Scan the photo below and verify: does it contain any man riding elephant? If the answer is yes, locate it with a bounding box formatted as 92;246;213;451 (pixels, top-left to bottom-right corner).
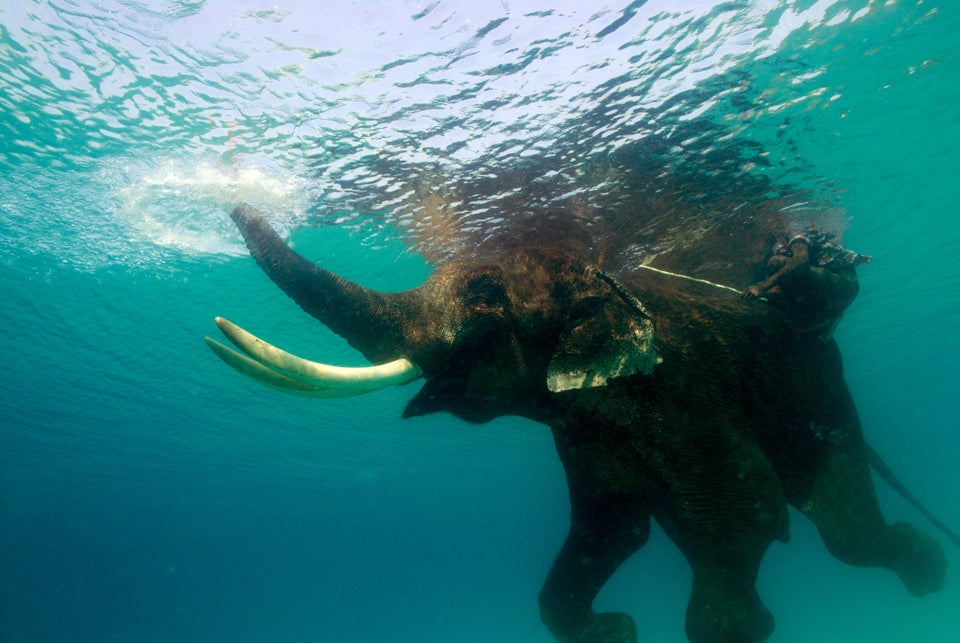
743;228;872;339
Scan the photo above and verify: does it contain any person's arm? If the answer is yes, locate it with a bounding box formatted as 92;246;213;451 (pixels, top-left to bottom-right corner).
742;241;810;300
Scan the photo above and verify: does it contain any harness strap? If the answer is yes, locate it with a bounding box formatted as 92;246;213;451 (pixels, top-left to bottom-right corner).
593;268;653;319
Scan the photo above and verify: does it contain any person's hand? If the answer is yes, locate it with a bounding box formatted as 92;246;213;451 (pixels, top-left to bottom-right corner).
742;284;765;300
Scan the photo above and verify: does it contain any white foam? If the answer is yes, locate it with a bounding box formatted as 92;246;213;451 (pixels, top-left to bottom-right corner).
111;158;310;255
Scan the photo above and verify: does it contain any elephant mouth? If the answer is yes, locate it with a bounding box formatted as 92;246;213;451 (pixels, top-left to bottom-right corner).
205;317;423;397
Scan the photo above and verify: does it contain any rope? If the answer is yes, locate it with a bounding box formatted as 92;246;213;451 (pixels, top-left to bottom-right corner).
636;264;743;295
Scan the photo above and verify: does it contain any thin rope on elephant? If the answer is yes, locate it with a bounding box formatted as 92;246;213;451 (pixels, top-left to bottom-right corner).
636;264;744;295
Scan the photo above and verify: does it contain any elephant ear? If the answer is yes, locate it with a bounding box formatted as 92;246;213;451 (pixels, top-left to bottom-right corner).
547;300;659;393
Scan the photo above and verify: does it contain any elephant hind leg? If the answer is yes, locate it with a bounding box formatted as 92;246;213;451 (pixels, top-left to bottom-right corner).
774;345;947;596
685;570;775;643
887;522;948;597
658;432;787;643
790;445;946;597
539;493;650;643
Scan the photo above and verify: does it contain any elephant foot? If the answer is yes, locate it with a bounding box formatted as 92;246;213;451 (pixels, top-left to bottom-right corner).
686;580;774;643
541;608;637;643
889;522;946;597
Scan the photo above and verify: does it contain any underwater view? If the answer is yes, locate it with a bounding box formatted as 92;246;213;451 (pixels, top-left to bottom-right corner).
2;1;958;641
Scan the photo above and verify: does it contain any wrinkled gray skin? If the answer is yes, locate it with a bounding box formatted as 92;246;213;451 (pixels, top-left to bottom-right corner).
216;204;947;643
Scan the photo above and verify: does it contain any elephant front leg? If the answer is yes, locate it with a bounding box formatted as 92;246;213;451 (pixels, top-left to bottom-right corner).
539;492;650;643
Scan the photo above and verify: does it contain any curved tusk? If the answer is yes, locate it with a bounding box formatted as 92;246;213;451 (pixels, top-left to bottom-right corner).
208;317;423;397
205;337;361;398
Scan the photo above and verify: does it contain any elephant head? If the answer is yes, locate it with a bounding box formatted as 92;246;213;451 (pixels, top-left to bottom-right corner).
207;204;951;643
208;204;659;423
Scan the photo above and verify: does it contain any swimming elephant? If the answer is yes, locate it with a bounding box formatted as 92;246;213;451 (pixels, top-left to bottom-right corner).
207;204;949;643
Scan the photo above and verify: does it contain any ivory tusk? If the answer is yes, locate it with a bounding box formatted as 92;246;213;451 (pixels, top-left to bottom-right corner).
205;337;360;398
207;317;423;396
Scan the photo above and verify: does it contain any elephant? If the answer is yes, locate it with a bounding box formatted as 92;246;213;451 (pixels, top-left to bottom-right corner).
206;203;953;643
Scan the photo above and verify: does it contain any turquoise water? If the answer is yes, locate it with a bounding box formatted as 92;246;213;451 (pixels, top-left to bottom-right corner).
1;1;958;641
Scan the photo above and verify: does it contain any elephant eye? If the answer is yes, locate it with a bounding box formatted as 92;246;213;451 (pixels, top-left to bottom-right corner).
464;272;508;310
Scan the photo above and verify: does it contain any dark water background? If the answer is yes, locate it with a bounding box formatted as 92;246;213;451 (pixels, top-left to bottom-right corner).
1;1;958;641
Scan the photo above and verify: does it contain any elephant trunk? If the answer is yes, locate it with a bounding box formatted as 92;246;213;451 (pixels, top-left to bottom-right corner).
230;204;410;363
